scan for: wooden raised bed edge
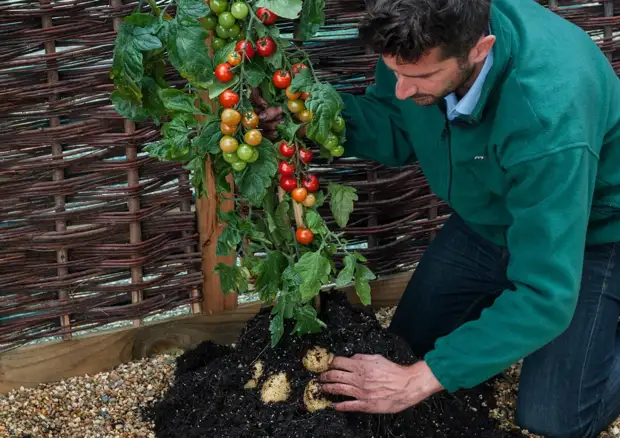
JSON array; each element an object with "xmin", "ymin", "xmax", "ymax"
[{"xmin": 0, "ymin": 271, "xmax": 412, "ymax": 395}]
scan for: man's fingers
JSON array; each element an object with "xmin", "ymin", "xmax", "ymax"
[
  {"xmin": 250, "ymin": 88, "xmax": 268, "ymax": 110},
  {"xmin": 320, "ymin": 383, "xmax": 364, "ymax": 399},
  {"xmin": 351, "ymin": 353, "xmax": 383, "ymax": 362},
  {"xmin": 259, "ymin": 106, "xmax": 283, "ymax": 122},
  {"xmin": 261, "ymin": 119, "xmax": 284, "ymax": 130},
  {"xmin": 262, "ymin": 130, "xmax": 279, "ymax": 140},
  {"xmin": 330, "ymin": 356, "xmax": 361, "ymax": 372},
  {"xmin": 319, "ymin": 370, "xmax": 360, "ymax": 387},
  {"xmin": 332, "ymin": 400, "xmax": 374, "ymax": 413}
]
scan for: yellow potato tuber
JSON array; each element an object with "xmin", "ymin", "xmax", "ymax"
[
  {"xmin": 302, "ymin": 346, "xmax": 334, "ymax": 373},
  {"xmin": 243, "ymin": 360, "xmax": 264, "ymax": 390},
  {"xmin": 260, "ymin": 372, "xmax": 291, "ymax": 403},
  {"xmin": 304, "ymin": 379, "xmax": 332, "ymax": 413}
]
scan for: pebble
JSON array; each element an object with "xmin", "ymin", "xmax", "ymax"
[{"xmin": 2, "ymin": 309, "xmax": 619, "ymax": 437}]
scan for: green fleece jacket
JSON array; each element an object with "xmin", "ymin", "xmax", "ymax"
[{"xmin": 340, "ymin": 0, "xmax": 620, "ymax": 392}]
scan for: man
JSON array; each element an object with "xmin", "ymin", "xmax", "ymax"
[{"xmin": 258, "ymin": 0, "xmax": 620, "ymax": 436}]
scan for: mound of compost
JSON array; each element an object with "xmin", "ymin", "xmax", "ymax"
[{"xmin": 147, "ymin": 293, "xmax": 522, "ymax": 437}]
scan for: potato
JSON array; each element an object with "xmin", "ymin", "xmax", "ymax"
[
  {"xmin": 260, "ymin": 372, "xmax": 291, "ymax": 403},
  {"xmin": 243, "ymin": 360, "xmax": 264, "ymax": 389},
  {"xmin": 302, "ymin": 346, "xmax": 334, "ymax": 373},
  {"xmin": 304, "ymin": 379, "xmax": 332, "ymax": 413}
]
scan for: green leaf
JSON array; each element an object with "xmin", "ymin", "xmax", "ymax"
[
  {"xmin": 167, "ymin": 18, "xmax": 213, "ymax": 88},
  {"xmin": 214, "ymin": 263, "xmax": 249, "ymax": 295},
  {"xmin": 306, "ymin": 83, "xmax": 344, "ymax": 143},
  {"xmin": 354, "ymin": 264, "xmax": 376, "ymax": 306},
  {"xmin": 176, "ymin": 0, "xmax": 212, "ymax": 20},
  {"xmin": 277, "ymin": 118, "xmax": 302, "ymax": 142},
  {"xmin": 353, "ymin": 251, "xmax": 367, "ymax": 262},
  {"xmin": 274, "ymin": 200, "xmax": 293, "ymax": 241},
  {"xmin": 289, "ymin": 67, "xmax": 313, "ymax": 93},
  {"xmin": 294, "ymin": 250, "xmax": 331, "ymax": 302},
  {"xmin": 159, "ymin": 88, "xmax": 197, "ymax": 113},
  {"xmin": 314, "ymin": 190, "xmax": 326, "ymax": 208},
  {"xmin": 269, "ymin": 300, "xmax": 286, "ymax": 346},
  {"xmin": 293, "ymin": 304, "xmax": 326, "ymax": 336},
  {"xmin": 238, "ymin": 138, "xmax": 278, "ymax": 206},
  {"xmin": 214, "ymin": 41, "xmax": 237, "ymax": 65},
  {"xmin": 193, "ymin": 119, "xmax": 222, "ymax": 155},
  {"xmin": 216, "ymin": 223, "xmax": 241, "ymax": 256},
  {"xmin": 144, "ymin": 138, "xmax": 172, "ymax": 160},
  {"xmin": 213, "ymin": 156, "xmax": 233, "ymax": 193},
  {"xmin": 336, "ymin": 254, "xmax": 356, "ymax": 287},
  {"xmin": 184, "ymin": 155, "xmax": 208, "ymax": 196},
  {"xmin": 244, "ymin": 62, "xmax": 267, "ymax": 88},
  {"xmin": 255, "ymin": 0, "xmax": 302, "ymax": 19},
  {"xmin": 282, "ymin": 265, "xmax": 302, "ymax": 290},
  {"xmin": 111, "ymin": 90, "xmax": 149, "ymax": 122},
  {"xmin": 305, "ymin": 209, "xmax": 328, "ymax": 235},
  {"xmin": 208, "ymin": 76, "xmax": 240, "ymax": 99},
  {"xmin": 162, "ymin": 116, "xmax": 191, "ymax": 154},
  {"xmin": 295, "ymin": 0, "xmax": 325, "ymax": 41},
  {"xmin": 255, "ymin": 251, "xmax": 288, "ymax": 303},
  {"xmin": 140, "ymin": 77, "xmax": 167, "ymax": 124},
  {"xmin": 328, "ymin": 183, "xmax": 358, "ymax": 228}
]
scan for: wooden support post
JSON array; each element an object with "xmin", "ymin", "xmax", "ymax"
[
  {"xmin": 41, "ymin": 0, "xmax": 71, "ymax": 340},
  {"xmin": 112, "ymin": 0, "xmax": 144, "ymax": 327}
]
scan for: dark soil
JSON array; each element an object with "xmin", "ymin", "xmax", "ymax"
[{"xmin": 147, "ymin": 293, "xmax": 523, "ymax": 437}]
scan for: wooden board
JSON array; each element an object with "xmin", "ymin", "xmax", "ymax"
[{"xmin": 0, "ymin": 272, "xmax": 411, "ymax": 394}]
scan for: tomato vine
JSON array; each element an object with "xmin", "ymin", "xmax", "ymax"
[{"xmin": 110, "ymin": 0, "xmax": 375, "ymax": 346}]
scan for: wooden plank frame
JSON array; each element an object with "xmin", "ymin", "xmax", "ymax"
[{"xmin": 0, "ymin": 272, "xmax": 411, "ymax": 394}]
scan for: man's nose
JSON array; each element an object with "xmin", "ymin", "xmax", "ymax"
[{"xmin": 395, "ymin": 78, "xmax": 418, "ymax": 100}]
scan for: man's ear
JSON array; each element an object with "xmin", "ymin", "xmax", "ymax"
[{"xmin": 469, "ymin": 35, "xmax": 496, "ymax": 64}]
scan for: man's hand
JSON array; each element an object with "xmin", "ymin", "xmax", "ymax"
[
  {"xmin": 250, "ymin": 88, "xmax": 284, "ymax": 140},
  {"xmin": 319, "ymin": 354, "xmax": 443, "ymax": 414}
]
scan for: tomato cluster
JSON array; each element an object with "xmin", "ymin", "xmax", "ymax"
[
  {"xmin": 202, "ymin": 0, "xmax": 250, "ymax": 49},
  {"xmin": 219, "ymin": 108, "xmax": 262, "ymax": 171}
]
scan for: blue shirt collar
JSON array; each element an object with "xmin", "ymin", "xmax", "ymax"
[{"xmin": 444, "ymin": 48, "xmax": 494, "ymax": 121}]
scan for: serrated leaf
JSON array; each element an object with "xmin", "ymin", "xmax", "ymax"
[
  {"xmin": 111, "ymin": 90, "xmax": 149, "ymax": 122},
  {"xmin": 162, "ymin": 116, "xmax": 191, "ymax": 154},
  {"xmin": 214, "ymin": 41, "xmax": 237, "ymax": 65},
  {"xmin": 214, "ymin": 263, "xmax": 248, "ymax": 294},
  {"xmin": 289, "ymin": 68, "xmax": 313, "ymax": 93},
  {"xmin": 314, "ymin": 190, "xmax": 326, "ymax": 208},
  {"xmin": 255, "ymin": 251, "xmax": 288, "ymax": 303},
  {"xmin": 209, "ymin": 76, "xmax": 240, "ymax": 99},
  {"xmin": 336, "ymin": 254, "xmax": 356, "ymax": 287},
  {"xmin": 255, "ymin": 0, "xmax": 302, "ymax": 19},
  {"xmin": 216, "ymin": 223, "xmax": 241, "ymax": 256},
  {"xmin": 264, "ymin": 49, "xmax": 285, "ymax": 71},
  {"xmin": 176, "ymin": 0, "xmax": 212, "ymax": 20},
  {"xmin": 295, "ymin": 0, "xmax": 325, "ymax": 40},
  {"xmin": 244, "ymin": 62, "xmax": 266, "ymax": 88},
  {"xmin": 293, "ymin": 304, "xmax": 326, "ymax": 336},
  {"xmin": 275, "ymin": 200, "xmax": 293, "ymax": 241},
  {"xmin": 159, "ymin": 88, "xmax": 197, "ymax": 113},
  {"xmin": 277, "ymin": 118, "xmax": 302, "ymax": 142},
  {"xmin": 167, "ymin": 18, "xmax": 213, "ymax": 88},
  {"xmin": 354, "ymin": 264, "xmax": 376, "ymax": 306},
  {"xmin": 184, "ymin": 155, "xmax": 208, "ymax": 196},
  {"xmin": 270, "ymin": 301, "xmax": 285, "ymax": 346},
  {"xmin": 306, "ymin": 83, "xmax": 344, "ymax": 143},
  {"xmin": 144, "ymin": 138, "xmax": 172, "ymax": 161},
  {"xmin": 328, "ymin": 183, "xmax": 358, "ymax": 228},
  {"xmin": 213, "ymin": 156, "xmax": 232, "ymax": 193},
  {"xmin": 353, "ymin": 251, "xmax": 367, "ymax": 262},
  {"xmin": 305, "ymin": 209, "xmax": 328, "ymax": 235},
  {"xmin": 193, "ymin": 119, "xmax": 222, "ymax": 155},
  {"xmin": 238, "ymin": 138, "xmax": 278, "ymax": 206},
  {"xmin": 140, "ymin": 77, "xmax": 167, "ymax": 124},
  {"xmin": 294, "ymin": 251, "xmax": 331, "ymax": 302}
]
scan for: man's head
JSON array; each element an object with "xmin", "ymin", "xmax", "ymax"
[{"xmin": 359, "ymin": 0, "xmax": 495, "ymax": 106}]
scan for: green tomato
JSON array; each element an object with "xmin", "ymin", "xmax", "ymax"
[
  {"xmin": 323, "ymin": 132, "xmax": 339, "ymax": 150},
  {"xmin": 215, "ymin": 24, "xmax": 230, "ymax": 39},
  {"xmin": 223, "ymin": 152, "xmax": 240, "ymax": 164},
  {"xmin": 218, "ymin": 12, "xmax": 236, "ymax": 28},
  {"xmin": 330, "ymin": 115, "xmax": 345, "ymax": 133},
  {"xmin": 236, "ymin": 144, "xmax": 254, "ymax": 162},
  {"xmin": 227, "ymin": 23, "xmax": 241, "ymax": 38},
  {"xmin": 230, "ymin": 2, "xmax": 249, "ymax": 19},
  {"xmin": 331, "ymin": 145, "xmax": 345, "ymax": 157},
  {"xmin": 202, "ymin": 16, "xmax": 217, "ymax": 30},
  {"xmin": 212, "ymin": 37, "xmax": 226, "ymax": 51},
  {"xmin": 209, "ymin": 0, "xmax": 228, "ymax": 15},
  {"xmin": 246, "ymin": 148, "xmax": 259, "ymax": 163},
  {"xmin": 232, "ymin": 161, "xmax": 247, "ymax": 171}
]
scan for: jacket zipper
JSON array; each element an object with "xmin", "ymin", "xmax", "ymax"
[{"xmin": 443, "ymin": 116, "xmax": 453, "ymax": 201}]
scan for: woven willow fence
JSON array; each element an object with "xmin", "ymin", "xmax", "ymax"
[{"xmin": 0, "ymin": 0, "xmax": 618, "ymax": 352}]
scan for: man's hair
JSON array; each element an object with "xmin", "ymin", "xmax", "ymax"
[{"xmin": 359, "ymin": 0, "xmax": 491, "ymax": 63}]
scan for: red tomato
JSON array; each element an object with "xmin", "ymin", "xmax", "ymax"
[
  {"xmin": 298, "ymin": 148, "xmax": 313, "ymax": 164},
  {"xmin": 302, "ymin": 174, "xmax": 319, "ymax": 193},
  {"xmin": 279, "ymin": 141, "xmax": 295, "ymax": 158},
  {"xmin": 279, "ymin": 176, "xmax": 297, "ymax": 192},
  {"xmin": 219, "ymin": 89, "xmax": 239, "ymax": 108},
  {"xmin": 235, "ymin": 40, "xmax": 255, "ymax": 60},
  {"xmin": 292, "ymin": 187, "xmax": 307, "ymax": 202},
  {"xmin": 278, "ymin": 161, "xmax": 295, "ymax": 177},
  {"xmin": 272, "ymin": 69, "xmax": 292, "ymax": 89},
  {"xmin": 215, "ymin": 63, "xmax": 234, "ymax": 82},
  {"xmin": 256, "ymin": 7, "xmax": 277, "ymax": 24},
  {"xmin": 291, "ymin": 63, "xmax": 308, "ymax": 75},
  {"xmin": 256, "ymin": 36, "xmax": 276, "ymax": 57},
  {"xmin": 296, "ymin": 228, "xmax": 314, "ymax": 245}
]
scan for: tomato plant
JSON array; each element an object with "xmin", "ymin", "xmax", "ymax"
[{"xmin": 110, "ymin": 0, "xmax": 374, "ymax": 347}]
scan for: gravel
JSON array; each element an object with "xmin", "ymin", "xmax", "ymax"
[{"xmin": 1, "ymin": 306, "xmax": 618, "ymax": 437}]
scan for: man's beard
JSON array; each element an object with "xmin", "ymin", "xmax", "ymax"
[{"xmin": 410, "ymin": 60, "xmax": 476, "ymax": 107}]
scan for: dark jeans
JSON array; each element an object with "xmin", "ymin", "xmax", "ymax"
[{"xmin": 389, "ymin": 214, "xmax": 620, "ymax": 438}]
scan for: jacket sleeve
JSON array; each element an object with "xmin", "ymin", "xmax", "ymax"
[
  {"xmin": 339, "ymin": 60, "xmax": 417, "ymax": 167},
  {"xmin": 424, "ymin": 144, "xmax": 598, "ymax": 392}
]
